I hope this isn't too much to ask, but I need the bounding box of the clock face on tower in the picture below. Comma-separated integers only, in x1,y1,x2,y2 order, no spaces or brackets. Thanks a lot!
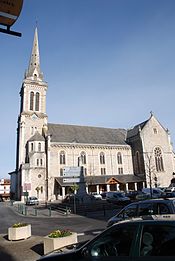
31,114,38,120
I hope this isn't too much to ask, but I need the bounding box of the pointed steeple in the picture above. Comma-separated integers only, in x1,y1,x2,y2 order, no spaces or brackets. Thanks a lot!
25,27,43,80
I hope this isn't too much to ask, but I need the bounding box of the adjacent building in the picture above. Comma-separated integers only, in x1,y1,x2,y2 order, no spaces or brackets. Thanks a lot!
0,179,10,200
9,28,175,202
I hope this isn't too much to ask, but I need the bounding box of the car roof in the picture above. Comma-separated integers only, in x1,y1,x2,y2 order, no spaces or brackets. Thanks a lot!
128,198,175,205
114,214,175,225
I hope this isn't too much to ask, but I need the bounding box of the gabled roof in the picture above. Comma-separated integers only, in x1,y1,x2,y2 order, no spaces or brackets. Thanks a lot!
28,131,45,142
48,123,128,145
127,120,148,139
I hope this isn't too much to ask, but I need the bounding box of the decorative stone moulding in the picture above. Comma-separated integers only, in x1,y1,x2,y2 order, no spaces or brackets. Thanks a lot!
43,232,78,255
8,224,31,241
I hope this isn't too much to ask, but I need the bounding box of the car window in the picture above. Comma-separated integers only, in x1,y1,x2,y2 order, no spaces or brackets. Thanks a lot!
139,224,175,256
157,203,170,214
118,204,137,218
138,203,154,216
85,224,137,257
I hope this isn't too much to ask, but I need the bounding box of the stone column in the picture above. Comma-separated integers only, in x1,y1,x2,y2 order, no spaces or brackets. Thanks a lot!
62,187,65,198
107,184,110,192
126,183,128,191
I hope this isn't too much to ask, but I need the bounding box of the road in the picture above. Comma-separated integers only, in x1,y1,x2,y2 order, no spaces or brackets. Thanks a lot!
0,202,108,261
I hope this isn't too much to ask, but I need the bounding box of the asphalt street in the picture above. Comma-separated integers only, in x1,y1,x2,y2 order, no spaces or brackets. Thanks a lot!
0,202,107,261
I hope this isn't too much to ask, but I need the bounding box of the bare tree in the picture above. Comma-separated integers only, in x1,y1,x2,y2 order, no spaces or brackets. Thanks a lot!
145,153,158,198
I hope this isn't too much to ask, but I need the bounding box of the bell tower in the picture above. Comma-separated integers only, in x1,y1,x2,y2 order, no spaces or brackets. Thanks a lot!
15,28,48,200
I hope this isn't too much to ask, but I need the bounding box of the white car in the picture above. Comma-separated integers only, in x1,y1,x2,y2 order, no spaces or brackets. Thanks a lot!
91,192,102,200
26,196,39,205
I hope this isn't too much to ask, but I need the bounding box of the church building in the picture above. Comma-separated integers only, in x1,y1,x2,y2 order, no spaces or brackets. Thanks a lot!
9,28,175,202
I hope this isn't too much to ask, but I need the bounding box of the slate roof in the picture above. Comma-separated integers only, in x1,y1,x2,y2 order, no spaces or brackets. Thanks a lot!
127,120,148,139
48,123,128,145
28,131,45,142
55,174,145,186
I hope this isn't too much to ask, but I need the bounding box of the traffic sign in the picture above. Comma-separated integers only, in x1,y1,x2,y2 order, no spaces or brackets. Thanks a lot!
63,178,80,183
63,167,81,177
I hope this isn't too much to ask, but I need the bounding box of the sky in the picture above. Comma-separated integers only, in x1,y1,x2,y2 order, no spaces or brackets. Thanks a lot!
1,0,175,179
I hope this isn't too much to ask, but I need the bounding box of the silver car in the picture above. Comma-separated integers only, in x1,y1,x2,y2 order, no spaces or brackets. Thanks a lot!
26,196,39,205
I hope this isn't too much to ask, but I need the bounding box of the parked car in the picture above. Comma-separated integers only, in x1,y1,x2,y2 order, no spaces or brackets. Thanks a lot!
135,191,151,200
100,191,107,199
107,198,175,227
26,196,39,205
38,215,175,260
125,190,142,200
165,186,175,193
106,191,130,204
90,192,102,200
164,191,175,198
142,188,165,198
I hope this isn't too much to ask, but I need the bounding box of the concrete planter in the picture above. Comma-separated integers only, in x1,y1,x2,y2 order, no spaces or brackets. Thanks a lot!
44,232,78,254
8,224,31,241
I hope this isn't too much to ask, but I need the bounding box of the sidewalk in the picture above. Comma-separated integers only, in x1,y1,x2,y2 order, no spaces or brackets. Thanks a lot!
0,204,105,261
0,204,76,261
0,234,43,261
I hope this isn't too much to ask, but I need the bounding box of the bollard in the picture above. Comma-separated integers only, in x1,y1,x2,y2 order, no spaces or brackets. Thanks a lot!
48,207,51,216
20,204,22,213
24,206,27,216
34,208,37,216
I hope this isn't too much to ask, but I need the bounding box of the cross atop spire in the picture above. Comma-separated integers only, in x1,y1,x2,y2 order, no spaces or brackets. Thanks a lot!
25,27,43,80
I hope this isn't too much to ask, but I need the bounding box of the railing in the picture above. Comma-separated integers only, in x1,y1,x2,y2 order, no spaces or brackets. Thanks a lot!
13,203,71,217
48,205,71,216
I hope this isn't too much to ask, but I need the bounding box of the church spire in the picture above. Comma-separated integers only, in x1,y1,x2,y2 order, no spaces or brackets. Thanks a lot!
25,27,43,80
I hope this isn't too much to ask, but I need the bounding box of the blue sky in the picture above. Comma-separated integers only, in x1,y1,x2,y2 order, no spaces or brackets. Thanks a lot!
1,0,175,178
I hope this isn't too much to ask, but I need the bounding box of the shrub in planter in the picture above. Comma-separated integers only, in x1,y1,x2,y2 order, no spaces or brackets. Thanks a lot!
44,229,78,254
8,223,31,241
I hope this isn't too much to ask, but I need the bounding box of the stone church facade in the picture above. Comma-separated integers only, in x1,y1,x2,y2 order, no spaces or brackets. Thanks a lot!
9,28,175,202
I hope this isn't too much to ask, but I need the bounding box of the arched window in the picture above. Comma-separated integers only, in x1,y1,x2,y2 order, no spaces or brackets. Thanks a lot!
100,152,105,164
101,168,106,175
31,143,34,152
37,159,39,166
35,92,40,111
118,167,123,174
136,151,141,173
40,159,43,166
60,151,66,165
30,91,34,110
117,152,122,164
154,147,164,172
80,151,86,164
38,142,41,152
